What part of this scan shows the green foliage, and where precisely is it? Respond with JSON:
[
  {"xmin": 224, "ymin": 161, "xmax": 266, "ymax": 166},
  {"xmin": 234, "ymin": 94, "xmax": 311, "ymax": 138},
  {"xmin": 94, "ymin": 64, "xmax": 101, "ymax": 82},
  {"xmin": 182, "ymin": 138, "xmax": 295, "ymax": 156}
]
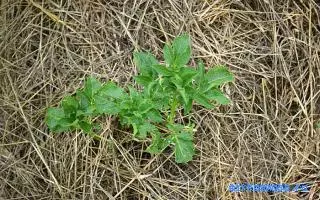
[
  {"xmin": 168, "ymin": 123, "xmax": 195, "ymax": 163},
  {"xmin": 45, "ymin": 33, "xmax": 234, "ymax": 163},
  {"xmin": 45, "ymin": 78, "xmax": 124, "ymax": 135}
]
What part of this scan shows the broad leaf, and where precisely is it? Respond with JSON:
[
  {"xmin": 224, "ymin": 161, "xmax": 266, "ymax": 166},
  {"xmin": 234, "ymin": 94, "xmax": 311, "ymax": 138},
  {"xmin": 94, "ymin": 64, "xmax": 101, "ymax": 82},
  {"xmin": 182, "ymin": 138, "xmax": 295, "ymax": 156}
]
[
  {"xmin": 177, "ymin": 88, "xmax": 189, "ymax": 106},
  {"xmin": 149, "ymin": 88, "xmax": 171, "ymax": 110},
  {"xmin": 137, "ymin": 99, "xmax": 154, "ymax": 114},
  {"xmin": 163, "ymin": 34, "xmax": 191, "ymax": 68},
  {"xmin": 173, "ymin": 130, "xmax": 195, "ymax": 163},
  {"xmin": 46, "ymin": 107, "xmax": 66, "ymax": 130},
  {"xmin": 171, "ymin": 34, "xmax": 191, "ymax": 67},
  {"xmin": 134, "ymin": 123, "xmax": 156, "ymax": 139},
  {"xmin": 194, "ymin": 93, "xmax": 213, "ymax": 109},
  {"xmin": 182, "ymin": 86, "xmax": 195, "ymax": 114},
  {"xmin": 152, "ymin": 64, "xmax": 172, "ymax": 76},
  {"xmin": 94, "ymin": 95, "xmax": 120, "ymax": 114},
  {"xmin": 134, "ymin": 75, "xmax": 153, "ymax": 87},
  {"xmin": 128, "ymin": 86, "xmax": 139, "ymax": 98},
  {"xmin": 206, "ymin": 66, "xmax": 234, "ymax": 89},
  {"xmin": 133, "ymin": 111, "xmax": 143, "ymax": 118},
  {"xmin": 78, "ymin": 120, "xmax": 92, "ymax": 133},
  {"xmin": 84, "ymin": 77, "xmax": 102, "ymax": 99},
  {"xmin": 195, "ymin": 61, "xmax": 206, "ymax": 90},
  {"xmin": 205, "ymin": 88, "xmax": 231, "ymax": 105},
  {"xmin": 99, "ymin": 82, "xmax": 124, "ymax": 99},
  {"xmin": 61, "ymin": 96, "xmax": 78, "ymax": 116},
  {"xmin": 145, "ymin": 80, "xmax": 159, "ymax": 96},
  {"xmin": 183, "ymin": 99, "xmax": 193, "ymax": 114},
  {"xmin": 146, "ymin": 109, "xmax": 163, "ymax": 123},
  {"xmin": 133, "ymin": 51, "xmax": 158, "ymax": 76},
  {"xmin": 76, "ymin": 90, "xmax": 90, "ymax": 113},
  {"xmin": 180, "ymin": 67, "xmax": 197, "ymax": 85},
  {"xmin": 170, "ymin": 75, "xmax": 184, "ymax": 89},
  {"xmin": 167, "ymin": 123, "xmax": 185, "ymax": 132},
  {"xmin": 46, "ymin": 108, "xmax": 75, "ymax": 132},
  {"xmin": 196, "ymin": 61, "xmax": 205, "ymax": 80},
  {"xmin": 146, "ymin": 131, "xmax": 170, "ymax": 154},
  {"xmin": 163, "ymin": 44, "xmax": 174, "ymax": 66}
]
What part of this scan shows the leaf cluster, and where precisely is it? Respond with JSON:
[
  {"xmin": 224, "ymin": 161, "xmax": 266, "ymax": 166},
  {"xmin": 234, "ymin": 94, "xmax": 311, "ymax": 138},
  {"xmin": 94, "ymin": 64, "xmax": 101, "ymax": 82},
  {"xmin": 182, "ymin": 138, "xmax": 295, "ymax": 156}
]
[{"xmin": 46, "ymin": 34, "xmax": 234, "ymax": 163}]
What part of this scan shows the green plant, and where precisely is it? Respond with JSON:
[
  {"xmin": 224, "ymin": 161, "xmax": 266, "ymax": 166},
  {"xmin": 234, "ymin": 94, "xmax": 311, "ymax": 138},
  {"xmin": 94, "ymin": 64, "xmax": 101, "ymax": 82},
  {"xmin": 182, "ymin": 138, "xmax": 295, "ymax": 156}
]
[{"xmin": 45, "ymin": 34, "xmax": 234, "ymax": 163}]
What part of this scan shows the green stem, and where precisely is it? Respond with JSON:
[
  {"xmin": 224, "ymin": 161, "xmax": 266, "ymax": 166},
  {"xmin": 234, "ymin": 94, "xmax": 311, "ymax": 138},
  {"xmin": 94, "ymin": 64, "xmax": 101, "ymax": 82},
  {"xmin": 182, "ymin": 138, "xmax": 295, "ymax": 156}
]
[
  {"xmin": 91, "ymin": 133, "xmax": 102, "ymax": 141},
  {"xmin": 168, "ymin": 95, "xmax": 178, "ymax": 124}
]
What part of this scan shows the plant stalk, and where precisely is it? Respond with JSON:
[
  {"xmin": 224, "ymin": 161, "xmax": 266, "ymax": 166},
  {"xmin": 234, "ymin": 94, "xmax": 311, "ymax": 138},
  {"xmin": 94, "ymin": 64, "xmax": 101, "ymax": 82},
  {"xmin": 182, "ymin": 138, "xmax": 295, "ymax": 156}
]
[{"xmin": 168, "ymin": 95, "xmax": 178, "ymax": 124}]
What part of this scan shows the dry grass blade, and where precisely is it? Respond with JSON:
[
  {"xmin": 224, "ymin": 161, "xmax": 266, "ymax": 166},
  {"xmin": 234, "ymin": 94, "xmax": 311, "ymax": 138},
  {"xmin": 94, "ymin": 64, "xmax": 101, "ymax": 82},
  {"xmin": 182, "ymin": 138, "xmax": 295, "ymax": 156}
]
[{"xmin": 0, "ymin": 0, "xmax": 319, "ymax": 199}]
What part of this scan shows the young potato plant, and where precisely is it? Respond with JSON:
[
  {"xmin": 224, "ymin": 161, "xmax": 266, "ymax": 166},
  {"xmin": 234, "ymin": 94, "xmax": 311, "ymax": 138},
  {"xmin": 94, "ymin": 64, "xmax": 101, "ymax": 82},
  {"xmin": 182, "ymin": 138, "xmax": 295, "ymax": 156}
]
[{"xmin": 46, "ymin": 34, "xmax": 234, "ymax": 163}]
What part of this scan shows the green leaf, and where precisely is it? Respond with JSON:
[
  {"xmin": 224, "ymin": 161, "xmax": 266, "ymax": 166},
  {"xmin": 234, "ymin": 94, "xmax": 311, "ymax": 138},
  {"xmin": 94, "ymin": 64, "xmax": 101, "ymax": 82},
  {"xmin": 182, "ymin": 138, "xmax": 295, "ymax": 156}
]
[
  {"xmin": 78, "ymin": 120, "xmax": 92, "ymax": 133},
  {"xmin": 52, "ymin": 124, "xmax": 73, "ymax": 132},
  {"xmin": 99, "ymin": 82, "xmax": 124, "ymax": 99},
  {"xmin": 194, "ymin": 93, "xmax": 213, "ymax": 109},
  {"xmin": 61, "ymin": 96, "xmax": 78, "ymax": 115},
  {"xmin": 133, "ymin": 111, "xmax": 143, "ymax": 118},
  {"xmin": 76, "ymin": 90, "xmax": 90, "ymax": 112},
  {"xmin": 94, "ymin": 95, "xmax": 120, "ymax": 114},
  {"xmin": 152, "ymin": 64, "xmax": 172, "ymax": 76},
  {"xmin": 172, "ymin": 34, "xmax": 191, "ymax": 67},
  {"xmin": 172, "ymin": 130, "xmax": 195, "ymax": 163},
  {"xmin": 146, "ymin": 109, "xmax": 163, "ymax": 123},
  {"xmin": 84, "ymin": 77, "xmax": 102, "ymax": 99},
  {"xmin": 163, "ymin": 34, "xmax": 191, "ymax": 68},
  {"xmin": 206, "ymin": 88, "xmax": 231, "ymax": 105},
  {"xmin": 146, "ymin": 131, "xmax": 170, "ymax": 154},
  {"xmin": 148, "ymin": 87, "xmax": 171, "ymax": 110},
  {"xmin": 137, "ymin": 99, "xmax": 154, "ymax": 114},
  {"xmin": 146, "ymin": 80, "xmax": 159, "ymax": 96},
  {"xmin": 45, "ymin": 107, "xmax": 75, "ymax": 132},
  {"xmin": 133, "ymin": 51, "xmax": 158, "ymax": 76},
  {"xmin": 195, "ymin": 61, "xmax": 206, "ymax": 88},
  {"xmin": 170, "ymin": 74, "xmax": 183, "ymax": 88},
  {"xmin": 183, "ymin": 99, "xmax": 193, "ymax": 114},
  {"xmin": 134, "ymin": 123, "xmax": 156, "ymax": 139},
  {"xmin": 177, "ymin": 88, "xmax": 189, "ymax": 106},
  {"xmin": 167, "ymin": 123, "xmax": 185, "ymax": 132},
  {"xmin": 196, "ymin": 61, "xmax": 205, "ymax": 80},
  {"xmin": 46, "ymin": 107, "xmax": 65, "ymax": 130},
  {"xmin": 134, "ymin": 75, "xmax": 153, "ymax": 87},
  {"xmin": 128, "ymin": 86, "xmax": 139, "ymax": 98},
  {"xmin": 163, "ymin": 44, "xmax": 174, "ymax": 66},
  {"xmin": 206, "ymin": 66, "xmax": 234, "ymax": 89},
  {"xmin": 180, "ymin": 67, "xmax": 197, "ymax": 85}
]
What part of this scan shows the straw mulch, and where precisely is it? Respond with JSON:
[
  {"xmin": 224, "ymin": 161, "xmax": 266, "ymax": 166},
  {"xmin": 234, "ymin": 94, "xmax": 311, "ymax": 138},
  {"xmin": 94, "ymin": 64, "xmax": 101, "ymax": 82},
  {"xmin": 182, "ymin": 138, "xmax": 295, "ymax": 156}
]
[{"xmin": 1, "ymin": 0, "xmax": 319, "ymax": 199}]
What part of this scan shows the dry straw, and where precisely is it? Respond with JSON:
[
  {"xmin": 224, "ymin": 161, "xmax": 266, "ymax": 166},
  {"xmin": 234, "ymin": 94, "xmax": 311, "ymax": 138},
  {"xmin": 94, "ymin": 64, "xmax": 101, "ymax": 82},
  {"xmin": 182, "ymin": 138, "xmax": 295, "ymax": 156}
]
[{"xmin": 0, "ymin": 0, "xmax": 319, "ymax": 199}]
